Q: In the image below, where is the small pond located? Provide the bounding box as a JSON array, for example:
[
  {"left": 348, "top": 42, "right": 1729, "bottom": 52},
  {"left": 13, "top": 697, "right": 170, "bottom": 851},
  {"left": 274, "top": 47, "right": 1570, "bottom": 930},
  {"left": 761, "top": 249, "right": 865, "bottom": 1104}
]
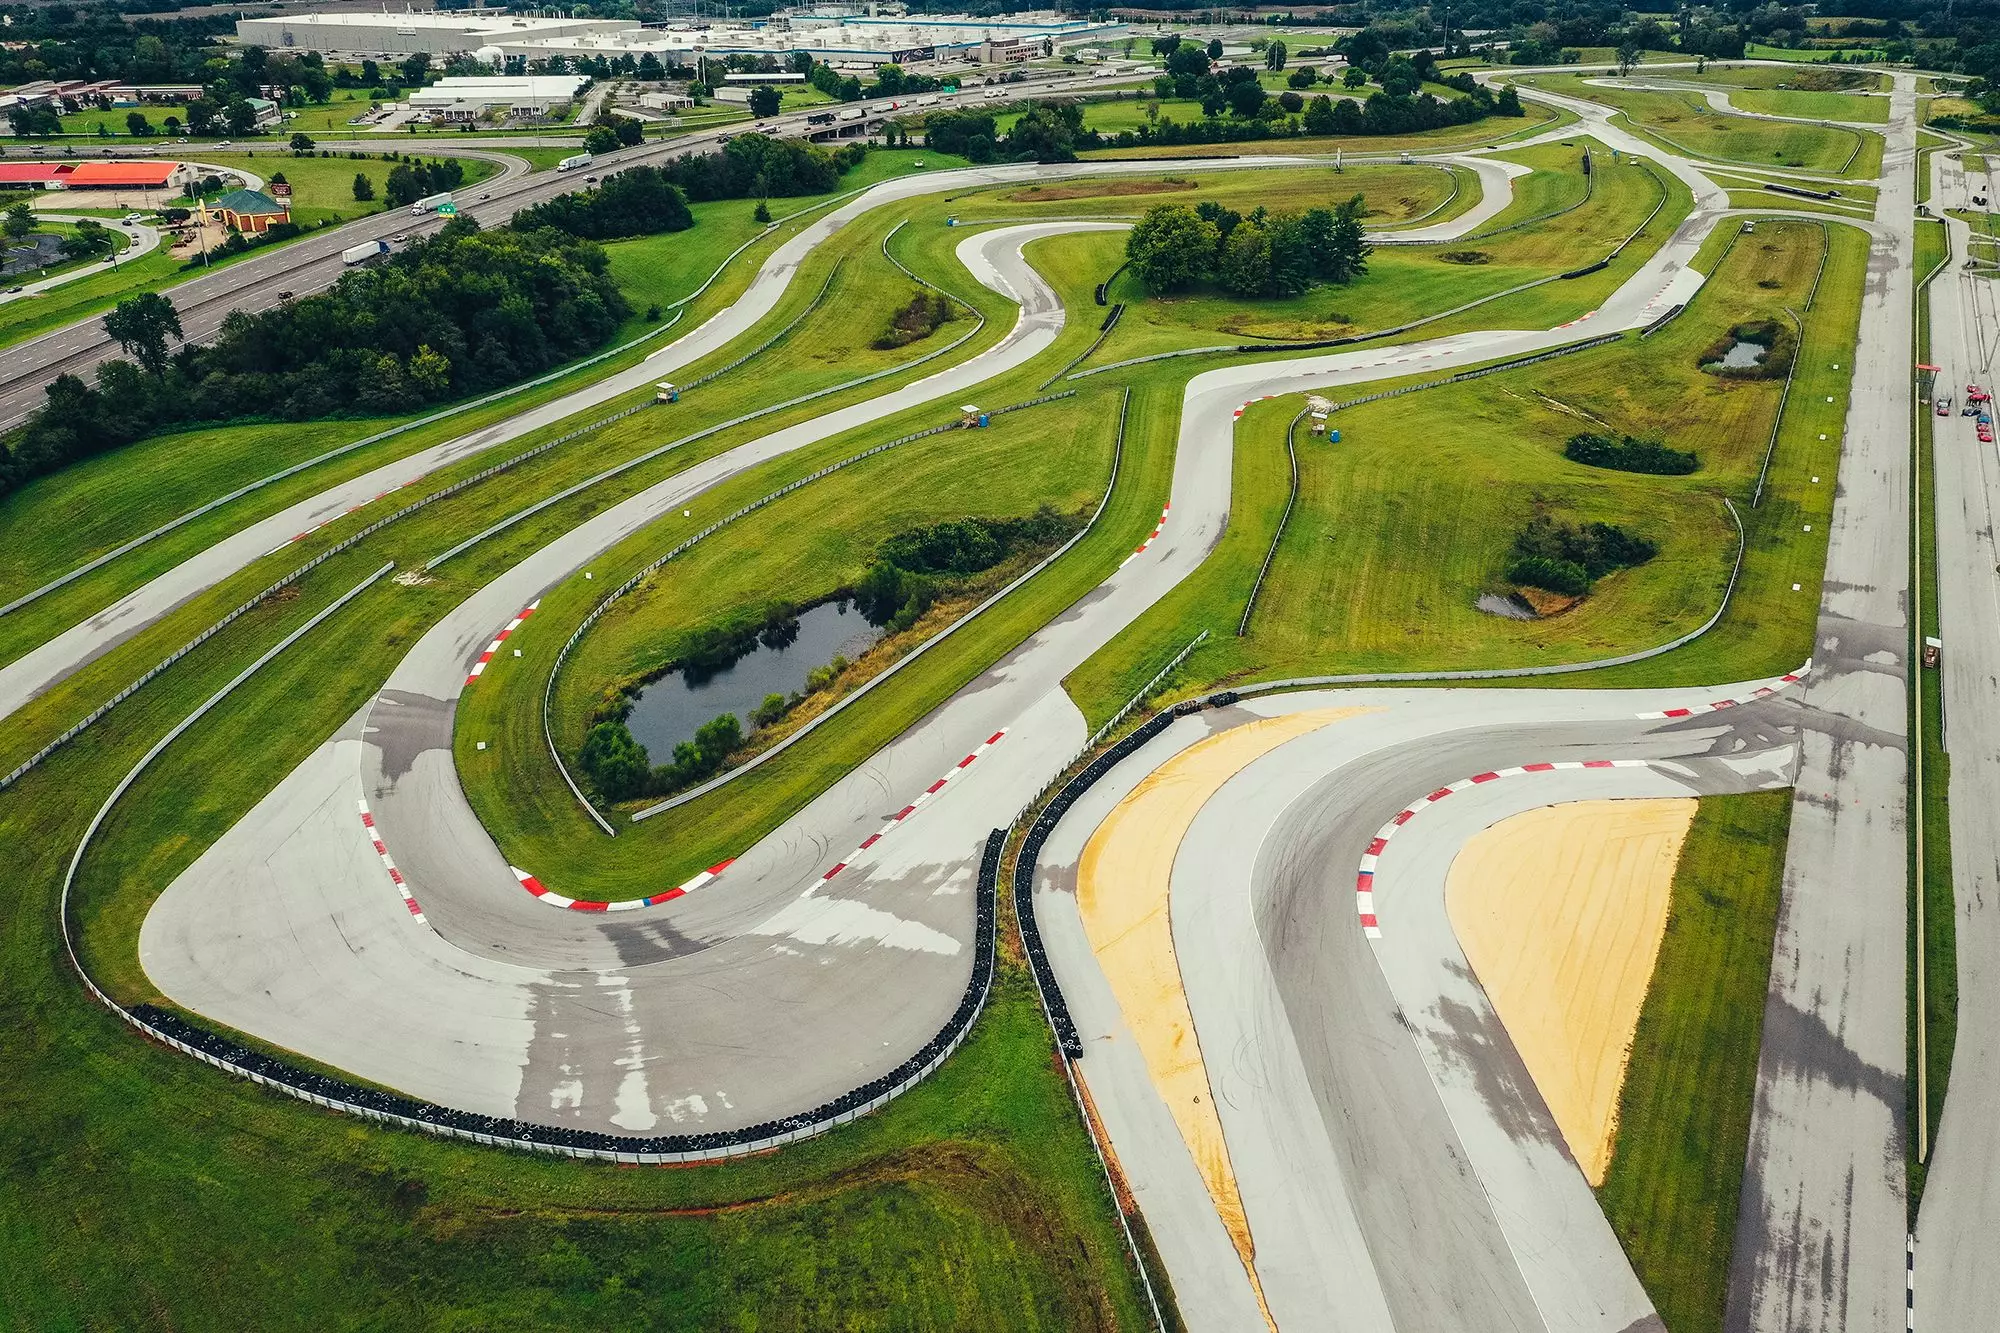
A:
[
  {"left": 1475, "top": 592, "right": 1538, "bottom": 620},
  {"left": 1716, "top": 339, "right": 1767, "bottom": 370},
  {"left": 624, "top": 600, "right": 883, "bottom": 759}
]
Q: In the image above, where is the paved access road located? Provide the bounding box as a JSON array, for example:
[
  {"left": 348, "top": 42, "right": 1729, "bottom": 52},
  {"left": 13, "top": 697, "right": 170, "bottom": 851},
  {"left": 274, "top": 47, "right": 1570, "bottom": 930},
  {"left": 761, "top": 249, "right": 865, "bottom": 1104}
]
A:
[
  {"left": 1913, "top": 140, "right": 2000, "bottom": 1333},
  {"left": 0, "top": 151, "right": 1521, "bottom": 728}
]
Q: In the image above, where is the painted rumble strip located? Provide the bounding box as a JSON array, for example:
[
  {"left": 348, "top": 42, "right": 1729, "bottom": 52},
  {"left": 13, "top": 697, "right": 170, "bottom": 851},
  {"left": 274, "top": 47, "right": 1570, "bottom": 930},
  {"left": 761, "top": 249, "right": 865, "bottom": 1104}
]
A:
[
  {"left": 464, "top": 600, "right": 540, "bottom": 685},
  {"left": 1122, "top": 505, "right": 1171, "bottom": 566},
  {"left": 356, "top": 799, "right": 425, "bottom": 924},
  {"left": 512, "top": 860, "right": 735, "bottom": 912},
  {"left": 819, "top": 729, "right": 1009, "bottom": 885},
  {"left": 508, "top": 729, "right": 1010, "bottom": 911},
  {"left": 1353, "top": 758, "right": 1656, "bottom": 939},
  {"left": 1634, "top": 660, "right": 1811, "bottom": 719}
]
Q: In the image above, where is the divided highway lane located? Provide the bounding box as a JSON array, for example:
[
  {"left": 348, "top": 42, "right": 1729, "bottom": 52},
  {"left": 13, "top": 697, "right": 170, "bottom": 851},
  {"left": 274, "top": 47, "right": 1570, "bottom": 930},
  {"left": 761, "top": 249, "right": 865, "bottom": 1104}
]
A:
[
  {"left": 136, "top": 158, "right": 1542, "bottom": 1137},
  {"left": 0, "top": 152, "right": 1522, "bottom": 728},
  {"left": 1032, "top": 686, "right": 1799, "bottom": 1332}
]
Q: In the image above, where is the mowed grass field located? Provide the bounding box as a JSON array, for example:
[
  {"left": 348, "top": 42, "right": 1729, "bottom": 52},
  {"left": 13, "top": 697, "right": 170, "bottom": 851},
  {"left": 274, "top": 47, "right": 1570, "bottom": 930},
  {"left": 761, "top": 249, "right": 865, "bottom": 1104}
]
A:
[
  {"left": 1729, "top": 88, "right": 1889, "bottom": 123},
  {"left": 9, "top": 186, "right": 1163, "bottom": 1330},
  {"left": 1598, "top": 791, "right": 1791, "bottom": 1333},
  {"left": 1091, "top": 138, "right": 1653, "bottom": 362},
  {"left": 1063, "top": 215, "right": 1862, "bottom": 716},
  {"left": 191, "top": 150, "right": 499, "bottom": 227},
  {"left": 1527, "top": 74, "right": 1882, "bottom": 176}
]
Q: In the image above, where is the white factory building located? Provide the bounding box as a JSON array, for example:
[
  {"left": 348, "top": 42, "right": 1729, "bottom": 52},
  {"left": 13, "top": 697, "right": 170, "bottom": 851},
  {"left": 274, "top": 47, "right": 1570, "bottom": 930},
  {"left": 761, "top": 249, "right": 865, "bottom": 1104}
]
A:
[
  {"left": 404, "top": 75, "right": 589, "bottom": 120},
  {"left": 236, "top": 10, "right": 1124, "bottom": 68},
  {"left": 233, "top": 12, "right": 636, "bottom": 59}
]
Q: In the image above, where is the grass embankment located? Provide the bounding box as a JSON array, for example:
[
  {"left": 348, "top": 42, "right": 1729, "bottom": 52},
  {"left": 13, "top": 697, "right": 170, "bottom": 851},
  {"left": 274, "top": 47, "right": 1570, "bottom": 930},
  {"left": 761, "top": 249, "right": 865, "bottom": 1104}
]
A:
[
  {"left": 5, "top": 198, "right": 1154, "bottom": 1330},
  {"left": 1678, "top": 67, "right": 1887, "bottom": 92},
  {"left": 1912, "top": 216, "right": 1955, "bottom": 1205},
  {"left": 0, "top": 151, "right": 961, "bottom": 670},
  {"left": 1064, "top": 215, "right": 1863, "bottom": 718},
  {"left": 1084, "top": 97, "right": 1570, "bottom": 160},
  {"left": 1729, "top": 88, "right": 1889, "bottom": 123},
  {"left": 1527, "top": 73, "right": 1883, "bottom": 177},
  {"left": 1597, "top": 791, "right": 1791, "bottom": 1333},
  {"left": 1087, "top": 138, "right": 1654, "bottom": 362},
  {"left": 196, "top": 150, "right": 498, "bottom": 228},
  {"left": 968, "top": 161, "right": 1463, "bottom": 227}
]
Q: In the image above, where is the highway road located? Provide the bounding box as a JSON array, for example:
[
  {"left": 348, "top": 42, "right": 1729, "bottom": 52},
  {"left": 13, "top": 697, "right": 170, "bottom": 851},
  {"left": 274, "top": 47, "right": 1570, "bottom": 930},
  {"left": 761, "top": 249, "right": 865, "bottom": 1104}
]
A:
[
  {"left": 1913, "top": 142, "right": 2000, "bottom": 1331},
  {"left": 0, "top": 66, "right": 1151, "bottom": 431}
]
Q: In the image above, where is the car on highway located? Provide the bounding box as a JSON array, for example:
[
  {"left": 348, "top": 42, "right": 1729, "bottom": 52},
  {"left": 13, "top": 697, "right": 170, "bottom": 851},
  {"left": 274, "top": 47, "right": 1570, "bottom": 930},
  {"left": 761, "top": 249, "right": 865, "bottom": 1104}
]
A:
[
  {"left": 1938, "top": 394, "right": 1954, "bottom": 416},
  {"left": 1980, "top": 422, "right": 1994, "bottom": 443}
]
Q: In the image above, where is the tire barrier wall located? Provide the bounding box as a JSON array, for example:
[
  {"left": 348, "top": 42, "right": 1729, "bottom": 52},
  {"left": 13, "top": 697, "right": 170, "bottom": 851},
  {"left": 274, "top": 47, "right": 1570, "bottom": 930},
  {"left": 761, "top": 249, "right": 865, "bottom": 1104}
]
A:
[
  {"left": 0, "top": 177, "right": 868, "bottom": 624},
  {"left": 1765, "top": 182, "right": 1840, "bottom": 202},
  {"left": 630, "top": 387, "right": 1127, "bottom": 823},
  {"left": 538, "top": 390, "right": 1082, "bottom": 829}
]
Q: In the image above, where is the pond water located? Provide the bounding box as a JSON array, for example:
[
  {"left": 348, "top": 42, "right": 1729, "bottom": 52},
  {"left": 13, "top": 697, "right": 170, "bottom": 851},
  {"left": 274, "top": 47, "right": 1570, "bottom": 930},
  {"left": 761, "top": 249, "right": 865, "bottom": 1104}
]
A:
[
  {"left": 624, "top": 600, "right": 883, "bottom": 760},
  {"left": 1475, "top": 592, "right": 1539, "bottom": 620},
  {"left": 1717, "top": 339, "right": 1767, "bottom": 369}
]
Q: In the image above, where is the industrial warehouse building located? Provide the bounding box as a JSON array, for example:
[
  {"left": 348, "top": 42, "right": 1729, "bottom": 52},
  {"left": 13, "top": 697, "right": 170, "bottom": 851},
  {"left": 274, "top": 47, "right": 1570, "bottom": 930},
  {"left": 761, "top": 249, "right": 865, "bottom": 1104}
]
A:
[
  {"left": 234, "top": 10, "right": 1123, "bottom": 68},
  {"left": 405, "top": 75, "right": 589, "bottom": 121}
]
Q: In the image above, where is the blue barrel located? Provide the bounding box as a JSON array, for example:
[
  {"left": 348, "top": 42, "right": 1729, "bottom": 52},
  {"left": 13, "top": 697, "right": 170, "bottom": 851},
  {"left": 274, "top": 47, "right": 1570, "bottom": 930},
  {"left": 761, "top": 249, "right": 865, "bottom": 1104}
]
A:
[
  {"left": 978, "top": 413, "right": 989, "bottom": 427},
  {"left": 1329, "top": 429, "right": 1341, "bottom": 443}
]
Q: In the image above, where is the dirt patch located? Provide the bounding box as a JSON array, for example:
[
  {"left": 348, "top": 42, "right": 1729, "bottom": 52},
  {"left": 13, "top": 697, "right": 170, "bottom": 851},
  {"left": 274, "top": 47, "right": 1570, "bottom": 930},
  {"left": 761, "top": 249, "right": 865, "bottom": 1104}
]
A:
[
  {"left": 1215, "top": 311, "right": 1355, "bottom": 340},
  {"left": 1002, "top": 177, "right": 1198, "bottom": 202},
  {"left": 1440, "top": 249, "right": 1491, "bottom": 264},
  {"left": 1516, "top": 586, "right": 1584, "bottom": 617}
]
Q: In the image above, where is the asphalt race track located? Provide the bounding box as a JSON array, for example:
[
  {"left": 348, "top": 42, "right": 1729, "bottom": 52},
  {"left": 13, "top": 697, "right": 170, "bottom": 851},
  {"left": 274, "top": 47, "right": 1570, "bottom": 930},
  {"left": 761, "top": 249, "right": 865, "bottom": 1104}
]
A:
[{"left": 30, "top": 58, "right": 1964, "bottom": 1333}]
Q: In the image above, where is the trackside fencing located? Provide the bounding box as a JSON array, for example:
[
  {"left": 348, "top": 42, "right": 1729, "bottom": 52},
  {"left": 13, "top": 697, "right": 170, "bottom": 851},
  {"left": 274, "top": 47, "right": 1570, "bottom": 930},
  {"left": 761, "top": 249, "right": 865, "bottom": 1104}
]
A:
[
  {"left": 535, "top": 389, "right": 1083, "bottom": 828},
  {"left": 1239, "top": 410, "right": 1305, "bottom": 636}
]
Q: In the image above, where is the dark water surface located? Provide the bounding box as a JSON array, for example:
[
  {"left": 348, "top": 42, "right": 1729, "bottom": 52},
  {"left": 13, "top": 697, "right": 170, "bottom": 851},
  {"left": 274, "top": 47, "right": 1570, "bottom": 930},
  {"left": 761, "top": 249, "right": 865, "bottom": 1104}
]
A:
[{"left": 624, "top": 600, "right": 883, "bottom": 759}]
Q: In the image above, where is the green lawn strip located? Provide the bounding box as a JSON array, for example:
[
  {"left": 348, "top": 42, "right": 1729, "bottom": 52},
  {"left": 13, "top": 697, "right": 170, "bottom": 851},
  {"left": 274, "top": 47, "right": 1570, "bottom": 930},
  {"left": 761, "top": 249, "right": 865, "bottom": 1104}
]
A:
[
  {"left": 0, "top": 162, "right": 961, "bottom": 665},
  {"left": 954, "top": 161, "right": 1464, "bottom": 228},
  {"left": 1061, "top": 216, "right": 1856, "bottom": 721},
  {"left": 1091, "top": 140, "right": 1662, "bottom": 365},
  {"left": 187, "top": 150, "right": 499, "bottom": 228},
  {"left": 1911, "top": 224, "right": 1955, "bottom": 1207},
  {"left": 1525, "top": 73, "right": 1882, "bottom": 178},
  {"left": 1723, "top": 190, "right": 1878, "bottom": 218},
  {"left": 1083, "top": 99, "right": 1569, "bottom": 161},
  {"left": 1674, "top": 67, "right": 1887, "bottom": 92},
  {"left": 1596, "top": 790, "right": 1792, "bottom": 1333},
  {"left": 1729, "top": 88, "right": 1890, "bottom": 123},
  {"left": 0, "top": 205, "right": 1024, "bottom": 773}
]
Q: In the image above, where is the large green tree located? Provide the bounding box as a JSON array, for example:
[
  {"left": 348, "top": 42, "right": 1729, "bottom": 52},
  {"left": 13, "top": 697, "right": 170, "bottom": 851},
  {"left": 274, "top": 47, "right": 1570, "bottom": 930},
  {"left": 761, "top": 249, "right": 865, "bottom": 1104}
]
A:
[
  {"left": 1125, "top": 204, "right": 1220, "bottom": 291},
  {"left": 102, "top": 292, "right": 183, "bottom": 377}
]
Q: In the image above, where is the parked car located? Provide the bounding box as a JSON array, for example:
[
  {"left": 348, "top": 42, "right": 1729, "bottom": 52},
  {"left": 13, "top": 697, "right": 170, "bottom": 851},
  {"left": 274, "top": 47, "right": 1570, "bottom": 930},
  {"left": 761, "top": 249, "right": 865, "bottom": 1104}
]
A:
[
  {"left": 1980, "top": 423, "right": 1994, "bottom": 443},
  {"left": 1938, "top": 394, "right": 1954, "bottom": 416}
]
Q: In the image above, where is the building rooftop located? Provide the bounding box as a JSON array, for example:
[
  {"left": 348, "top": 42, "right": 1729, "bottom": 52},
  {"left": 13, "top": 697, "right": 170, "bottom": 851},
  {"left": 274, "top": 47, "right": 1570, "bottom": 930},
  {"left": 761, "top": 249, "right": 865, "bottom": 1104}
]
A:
[
  {"left": 210, "top": 187, "right": 287, "bottom": 215},
  {"left": 63, "top": 161, "right": 180, "bottom": 188}
]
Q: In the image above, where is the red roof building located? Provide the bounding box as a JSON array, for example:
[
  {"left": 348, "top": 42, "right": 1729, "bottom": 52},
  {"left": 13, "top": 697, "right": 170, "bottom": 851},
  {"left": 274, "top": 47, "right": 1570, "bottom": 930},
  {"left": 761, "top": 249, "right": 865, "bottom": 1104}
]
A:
[
  {"left": 62, "top": 161, "right": 183, "bottom": 189},
  {"left": 0, "top": 162, "right": 68, "bottom": 189}
]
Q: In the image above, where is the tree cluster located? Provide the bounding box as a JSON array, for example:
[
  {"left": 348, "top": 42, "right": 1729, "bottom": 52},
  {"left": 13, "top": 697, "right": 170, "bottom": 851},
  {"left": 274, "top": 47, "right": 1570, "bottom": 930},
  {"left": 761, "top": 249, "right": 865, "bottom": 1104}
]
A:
[
  {"left": 854, "top": 509, "right": 1076, "bottom": 633},
  {"left": 1562, "top": 432, "right": 1699, "bottom": 475},
  {"left": 582, "top": 114, "right": 647, "bottom": 156},
  {"left": 511, "top": 165, "right": 694, "bottom": 240},
  {"left": 1126, "top": 197, "right": 1371, "bottom": 299},
  {"left": 653, "top": 133, "right": 847, "bottom": 201},
  {"left": 1, "top": 219, "right": 626, "bottom": 501},
  {"left": 1506, "top": 515, "right": 1657, "bottom": 596},
  {"left": 381, "top": 156, "right": 465, "bottom": 207}
]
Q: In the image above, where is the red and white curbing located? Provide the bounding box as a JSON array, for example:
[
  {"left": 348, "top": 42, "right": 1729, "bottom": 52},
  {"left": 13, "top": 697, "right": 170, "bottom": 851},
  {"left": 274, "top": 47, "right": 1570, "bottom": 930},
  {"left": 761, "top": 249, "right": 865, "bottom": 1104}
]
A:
[
  {"left": 512, "top": 729, "right": 1011, "bottom": 910},
  {"left": 357, "top": 799, "right": 425, "bottom": 923},
  {"left": 465, "top": 600, "right": 540, "bottom": 685},
  {"left": 1635, "top": 660, "right": 1811, "bottom": 719},
  {"left": 1553, "top": 309, "right": 1600, "bottom": 330},
  {"left": 818, "top": 729, "right": 1008, "bottom": 886},
  {"left": 1354, "top": 759, "right": 1657, "bottom": 939},
  {"left": 512, "top": 860, "right": 735, "bottom": 912},
  {"left": 1123, "top": 505, "right": 1171, "bottom": 566}
]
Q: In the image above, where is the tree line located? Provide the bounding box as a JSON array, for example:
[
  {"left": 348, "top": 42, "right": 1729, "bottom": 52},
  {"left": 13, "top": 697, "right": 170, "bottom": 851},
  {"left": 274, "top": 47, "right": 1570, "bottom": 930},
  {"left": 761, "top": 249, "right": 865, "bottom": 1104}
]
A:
[{"left": 0, "top": 218, "right": 626, "bottom": 501}]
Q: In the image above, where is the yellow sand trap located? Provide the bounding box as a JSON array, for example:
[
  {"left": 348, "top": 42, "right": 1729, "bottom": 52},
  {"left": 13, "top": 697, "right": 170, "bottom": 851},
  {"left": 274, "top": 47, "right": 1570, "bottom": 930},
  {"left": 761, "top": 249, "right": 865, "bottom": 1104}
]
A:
[
  {"left": 1446, "top": 798, "right": 1696, "bottom": 1185},
  {"left": 1077, "top": 706, "right": 1367, "bottom": 1320}
]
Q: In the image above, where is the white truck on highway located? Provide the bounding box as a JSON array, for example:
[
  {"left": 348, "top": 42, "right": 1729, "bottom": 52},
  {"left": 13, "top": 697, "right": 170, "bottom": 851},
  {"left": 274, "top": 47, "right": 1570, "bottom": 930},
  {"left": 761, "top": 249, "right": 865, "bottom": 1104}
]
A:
[
  {"left": 557, "top": 153, "right": 593, "bottom": 173},
  {"left": 409, "top": 192, "right": 454, "bottom": 216},
  {"left": 341, "top": 239, "right": 391, "bottom": 266}
]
